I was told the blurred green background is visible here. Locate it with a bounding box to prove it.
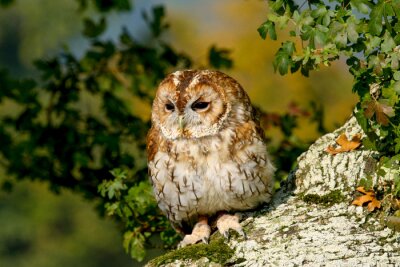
[0,0,357,266]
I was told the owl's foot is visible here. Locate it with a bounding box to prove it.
[178,216,211,248]
[216,213,247,241]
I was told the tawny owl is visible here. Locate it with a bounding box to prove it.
[147,70,274,247]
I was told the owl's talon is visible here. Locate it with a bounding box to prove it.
[239,229,247,240]
[222,230,230,241]
[217,213,246,241]
[178,219,211,248]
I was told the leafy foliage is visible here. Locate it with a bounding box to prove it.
[98,169,178,261]
[0,5,189,199]
[260,0,400,202]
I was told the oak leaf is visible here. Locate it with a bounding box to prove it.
[362,99,395,126]
[352,186,381,212]
[325,133,362,155]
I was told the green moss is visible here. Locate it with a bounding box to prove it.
[302,190,345,206]
[147,237,234,267]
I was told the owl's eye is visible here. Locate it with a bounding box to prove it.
[165,102,175,112]
[191,101,210,111]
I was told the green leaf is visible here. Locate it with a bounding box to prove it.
[394,174,400,196]
[92,0,131,12]
[354,104,369,133]
[362,137,378,151]
[322,13,331,26]
[394,81,400,94]
[378,99,395,117]
[110,168,127,179]
[300,25,313,41]
[394,71,400,81]
[290,60,301,73]
[395,138,400,154]
[271,0,284,11]
[334,32,347,48]
[315,29,328,45]
[126,181,156,215]
[273,51,291,75]
[123,231,146,261]
[311,5,327,18]
[393,0,400,17]
[292,10,301,23]
[391,53,399,70]
[350,0,371,14]
[346,20,359,43]
[144,5,169,38]
[359,178,374,190]
[365,36,382,55]
[302,15,314,26]
[384,3,395,16]
[83,17,107,38]
[382,86,399,106]
[282,41,296,55]
[257,21,277,40]
[381,32,396,53]
[368,2,384,35]
[105,202,119,216]
[208,45,233,69]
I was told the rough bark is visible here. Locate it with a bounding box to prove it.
[147,117,400,267]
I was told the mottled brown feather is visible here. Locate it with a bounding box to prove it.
[146,126,159,162]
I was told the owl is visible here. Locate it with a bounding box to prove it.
[147,70,275,247]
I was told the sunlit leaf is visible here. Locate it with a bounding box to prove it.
[352,186,381,211]
[326,133,362,155]
[257,20,277,40]
[381,32,396,53]
[350,0,371,14]
[273,50,291,75]
[368,2,384,35]
[347,20,359,43]
[282,41,296,55]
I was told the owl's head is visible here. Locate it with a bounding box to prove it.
[151,70,251,139]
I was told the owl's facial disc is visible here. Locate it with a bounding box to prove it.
[154,73,231,140]
[174,84,228,139]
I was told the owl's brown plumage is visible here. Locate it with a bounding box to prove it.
[147,70,274,244]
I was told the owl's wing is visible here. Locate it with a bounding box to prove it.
[146,126,160,162]
[250,105,266,140]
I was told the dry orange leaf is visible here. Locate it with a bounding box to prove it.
[326,133,362,155]
[352,186,381,212]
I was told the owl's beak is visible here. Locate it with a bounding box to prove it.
[178,115,185,130]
